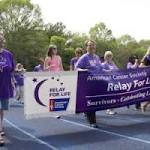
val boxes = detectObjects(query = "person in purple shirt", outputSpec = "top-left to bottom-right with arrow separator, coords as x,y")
75,41 -> 102,73
102,51 -> 118,115
75,40 -> 102,128
14,63 -> 26,104
34,58 -> 44,72
126,55 -> 141,110
70,48 -> 83,70
102,51 -> 118,71
0,33 -> 15,146
140,47 -> 150,112
127,55 -> 139,70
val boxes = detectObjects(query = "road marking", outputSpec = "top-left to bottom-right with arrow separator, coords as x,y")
61,118 -> 150,144
4,119 -> 59,150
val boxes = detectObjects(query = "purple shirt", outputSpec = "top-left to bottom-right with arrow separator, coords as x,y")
126,62 -> 138,69
70,57 -> 79,70
34,64 -> 44,72
75,53 -> 102,72
14,71 -> 24,86
0,49 -> 15,99
102,61 -> 118,71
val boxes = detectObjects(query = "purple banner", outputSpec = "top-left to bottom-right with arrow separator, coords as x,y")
76,67 -> 150,113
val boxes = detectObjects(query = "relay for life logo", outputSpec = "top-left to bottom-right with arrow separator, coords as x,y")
33,76 -> 71,112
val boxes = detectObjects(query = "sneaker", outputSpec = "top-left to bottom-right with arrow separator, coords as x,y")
0,131 -> 5,136
106,109 -> 116,115
56,116 -> 61,119
0,136 -> 5,147
90,123 -> 98,128
106,109 -> 110,114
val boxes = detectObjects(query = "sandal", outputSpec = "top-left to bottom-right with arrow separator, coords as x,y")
0,137 -> 5,146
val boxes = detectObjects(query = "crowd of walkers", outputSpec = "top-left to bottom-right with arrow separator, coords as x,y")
0,32 -> 150,146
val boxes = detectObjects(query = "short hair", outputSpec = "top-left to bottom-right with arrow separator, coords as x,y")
75,48 -> 83,55
104,51 -> 113,60
84,40 -> 96,47
39,57 -> 44,63
128,55 -> 138,64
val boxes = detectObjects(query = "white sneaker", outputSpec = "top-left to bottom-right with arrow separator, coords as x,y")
90,123 -> 98,128
56,116 -> 61,119
106,109 -> 116,115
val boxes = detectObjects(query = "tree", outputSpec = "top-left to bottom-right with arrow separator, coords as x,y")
0,0 -> 43,33
117,34 -> 136,46
139,40 -> 150,50
0,0 -> 48,70
50,35 -> 66,52
66,33 -> 88,49
45,22 -> 67,40
5,29 -> 49,70
61,48 -> 74,70
89,22 -> 114,41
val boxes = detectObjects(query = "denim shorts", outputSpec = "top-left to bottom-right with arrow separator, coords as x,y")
0,99 -> 9,110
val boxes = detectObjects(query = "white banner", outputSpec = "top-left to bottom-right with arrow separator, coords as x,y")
24,71 -> 78,119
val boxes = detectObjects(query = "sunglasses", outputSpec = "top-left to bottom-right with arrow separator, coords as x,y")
87,44 -> 95,47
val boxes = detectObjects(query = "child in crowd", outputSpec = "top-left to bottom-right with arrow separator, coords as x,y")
14,63 -> 26,104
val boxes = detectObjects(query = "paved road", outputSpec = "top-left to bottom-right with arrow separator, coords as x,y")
1,103 -> 150,150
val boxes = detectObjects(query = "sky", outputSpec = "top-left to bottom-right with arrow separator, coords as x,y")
32,0 -> 150,41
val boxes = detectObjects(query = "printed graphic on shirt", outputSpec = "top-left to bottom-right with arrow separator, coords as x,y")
89,60 -> 97,66
0,55 -> 7,72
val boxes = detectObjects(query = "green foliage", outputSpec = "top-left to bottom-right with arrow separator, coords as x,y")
88,22 -> 119,65
139,40 -> 150,50
61,48 -> 75,70
117,34 -> 136,46
0,0 -> 33,11
133,47 -> 147,59
5,29 -> 49,70
50,36 -> 65,53
45,22 -> 66,40
89,22 -> 114,41
0,0 -> 43,33
69,33 -> 88,49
